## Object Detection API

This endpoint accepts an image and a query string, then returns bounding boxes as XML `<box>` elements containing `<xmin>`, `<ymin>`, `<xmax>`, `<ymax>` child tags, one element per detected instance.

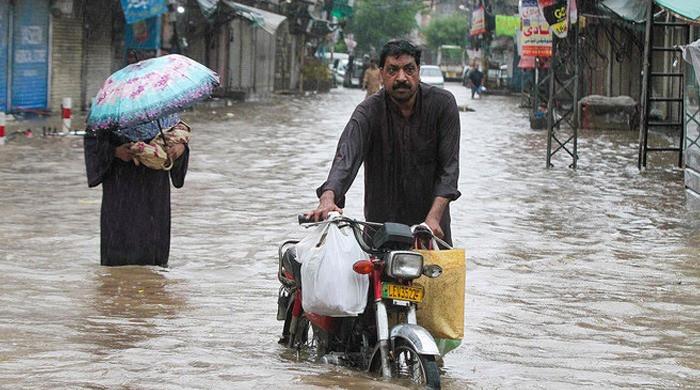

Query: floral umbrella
<box><xmin>87</xmin><ymin>54</ymin><xmax>219</xmax><ymax>140</ymax></box>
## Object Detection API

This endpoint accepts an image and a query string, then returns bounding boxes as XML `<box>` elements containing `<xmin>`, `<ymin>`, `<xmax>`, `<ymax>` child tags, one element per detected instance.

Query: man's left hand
<box><xmin>167</xmin><ymin>143</ymin><xmax>186</xmax><ymax>161</ymax></box>
<box><xmin>424</xmin><ymin>216</ymin><xmax>444</xmax><ymax>240</ymax></box>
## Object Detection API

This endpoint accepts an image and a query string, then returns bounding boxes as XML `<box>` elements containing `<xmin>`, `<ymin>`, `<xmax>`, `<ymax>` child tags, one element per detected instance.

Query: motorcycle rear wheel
<box><xmin>392</xmin><ymin>341</ymin><xmax>441</xmax><ymax>389</ymax></box>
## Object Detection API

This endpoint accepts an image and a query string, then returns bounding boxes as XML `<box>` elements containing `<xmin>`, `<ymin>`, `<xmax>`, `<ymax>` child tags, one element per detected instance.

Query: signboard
<box><xmin>12</xmin><ymin>0</ymin><xmax>49</xmax><ymax>110</ymax></box>
<box><xmin>520</xmin><ymin>0</ymin><xmax>552</xmax><ymax>58</ymax></box>
<box><xmin>120</xmin><ymin>0</ymin><xmax>167</xmax><ymax>24</ymax></box>
<box><xmin>495</xmin><ymin>15</ymin><xmax>520</xmax><ymax>37</ymax></box>
<box><xmin>470</xmin><ymin>6</ymin><xmax>486</xmax><ymax>36</ymax></box>
<box><xmin>125</xmin><ymin>16</ymin><xmax>161</xmax><ymax>50</ymax></box>
<box><xmin>537</xmin><ymin>0</ymin><xmax>568</xmax><ymax>38</ymax></box>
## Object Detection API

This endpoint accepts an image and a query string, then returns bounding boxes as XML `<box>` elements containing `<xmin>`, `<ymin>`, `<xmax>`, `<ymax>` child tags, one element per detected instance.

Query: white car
<box><xmin>333</xmin><ymin>59</ymin><xmax>363</xmax><ymax>88</ymax></box>
<box><xmin>420</xmin><ymin>65</ymin><xmax>445</xmax><ymax>88</ymax></box>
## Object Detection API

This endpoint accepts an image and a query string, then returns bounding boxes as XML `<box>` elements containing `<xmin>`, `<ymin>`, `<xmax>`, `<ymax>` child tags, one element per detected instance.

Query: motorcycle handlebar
<box><xmin>298</xmin><ymin>214</ymin><xmax>313</xmax><ymax>225</ymax></box>
<box><xmin>297</xmin><ymin>214</ymin><xmax>380</xmax><ymax>254</ymax></box>
<box><xmin>296</xmin><ymin>214</ymin><xmax>452</xmax><ymax>250</ymax></box>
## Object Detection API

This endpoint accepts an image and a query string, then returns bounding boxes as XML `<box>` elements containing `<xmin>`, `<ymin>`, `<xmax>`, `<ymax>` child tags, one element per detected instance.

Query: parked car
<box><xmin>420</xmin><ymin>65</ymin><xmax>445</xmax><ymax>88</ymax></box>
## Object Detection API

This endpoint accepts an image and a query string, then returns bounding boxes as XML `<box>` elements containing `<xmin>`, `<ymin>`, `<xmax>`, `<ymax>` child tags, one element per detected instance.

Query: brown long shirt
<box><xmin>363</xmin><ymin>67</ymin><xmax>382</xmax><ymax>97</ymax></box>
<box><xmin>317</xmin><ymin>83</ymin><xmax>461</xmax><ymax>243</ymax></box>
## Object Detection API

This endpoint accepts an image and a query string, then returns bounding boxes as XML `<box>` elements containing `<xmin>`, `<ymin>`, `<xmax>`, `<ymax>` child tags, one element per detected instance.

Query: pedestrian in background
<box><xmin>362</xmin><ymin>58</ymin><xmax>382</xmax><ymax>98</ymax></box>
<box><xmin>467</xmin><ymin>62</ymin><xmax>484</xmax><ymax>99</ymax></box>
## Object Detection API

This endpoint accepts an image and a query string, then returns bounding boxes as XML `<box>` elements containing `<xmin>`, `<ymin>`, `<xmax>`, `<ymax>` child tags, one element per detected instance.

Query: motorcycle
<box><xmin>276</xmin><ymin>214</ymin><xmax>445</xmax><ymax>388</ymax></box>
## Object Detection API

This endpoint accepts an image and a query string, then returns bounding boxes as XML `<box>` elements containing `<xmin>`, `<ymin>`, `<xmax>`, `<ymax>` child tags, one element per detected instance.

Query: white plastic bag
<box><xmin>296</xmin><ymin>219</ymin><xmax>369</xmax><ymax>316</ymax></box>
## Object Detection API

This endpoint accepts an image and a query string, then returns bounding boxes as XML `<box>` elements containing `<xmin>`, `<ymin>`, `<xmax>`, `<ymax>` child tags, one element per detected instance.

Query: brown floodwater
<box><xmin>0</xmin><ymin>83</ymin><xmax>698</xmax><ymax>389</ymax></box>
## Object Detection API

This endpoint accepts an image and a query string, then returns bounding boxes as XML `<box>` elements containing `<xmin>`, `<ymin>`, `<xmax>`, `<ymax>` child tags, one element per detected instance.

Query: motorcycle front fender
<box><xmin>390</xmin><ymin>324</ymin><xmax>440</xmax><ymax>356</ymax></box>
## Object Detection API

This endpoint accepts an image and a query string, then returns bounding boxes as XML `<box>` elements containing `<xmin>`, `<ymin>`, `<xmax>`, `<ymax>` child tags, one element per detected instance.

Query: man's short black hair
<box><xmin>379</xmin><ymin>39</ymin><xmax>421</xmax><ymax>68</ymax></box>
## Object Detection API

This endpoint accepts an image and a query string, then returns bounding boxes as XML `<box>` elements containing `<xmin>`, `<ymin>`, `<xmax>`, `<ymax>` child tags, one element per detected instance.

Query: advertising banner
<box><xmin>121</xmin><ymin>0</ymin><xmax>168</xmax><ymax>24</ymax></box>
<box><xmin>470</xmin><ymin>6</ymin><xmax>486</xmax><ymax>36</ymax></box>
<box><xmin>125</xmin><ymin>16</ymin><xmax>161</xmax><ymax>50</ymax></box>
<box><xmin>537</xmin><ymin>0</ymin><xmax>568</xmax><ymax>38</ymax></box>
<box><xmin>12</xmin><ymin>0</ymin><xmax>49</xmax><ymax>109</ymax></box>
<box><xmin>520</xmin><ymin>0</ymin><xmax>552</xmax><ymax>57</ymax></box>
<box><xmin>496</xmin><ymin>15</ymin><xmax>520</xmax><ymax>37</ymax></box>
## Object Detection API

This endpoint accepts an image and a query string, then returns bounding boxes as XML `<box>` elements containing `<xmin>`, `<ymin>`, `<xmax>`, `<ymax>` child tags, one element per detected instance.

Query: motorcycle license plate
<box><xmin>381</xmin><ymin>283</ymin><xmax>424</xmax><ymax>303</ymax></box>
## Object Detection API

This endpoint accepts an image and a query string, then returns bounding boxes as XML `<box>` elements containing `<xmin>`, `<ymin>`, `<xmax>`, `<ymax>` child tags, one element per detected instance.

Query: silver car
<box><xmin>419</xmin><ymin>65</ymin><xmax>445</xmax><ymax>88</ymax></box>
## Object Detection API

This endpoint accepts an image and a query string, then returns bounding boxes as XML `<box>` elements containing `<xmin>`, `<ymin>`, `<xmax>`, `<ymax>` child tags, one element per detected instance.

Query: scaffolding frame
<box><xmin>545</xmin><ymin>23</ymin><xmax>580</xmax><ymax>169</ymax></box>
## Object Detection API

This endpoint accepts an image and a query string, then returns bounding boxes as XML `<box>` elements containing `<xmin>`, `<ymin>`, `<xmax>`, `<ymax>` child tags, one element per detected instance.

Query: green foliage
<box><xmin>302</xmin><ymin>58</ymin><xmax>331</xmax><ymax>81</ymax></box>
<box><xmin>347</xmin><ymin>0</ymin><xmax>424</xmax><ymax>53</ymax></box>
<box><xmin>423</xmin><ymin>14</ymin><xmax>469</xmax><ymax>49</ymax></box>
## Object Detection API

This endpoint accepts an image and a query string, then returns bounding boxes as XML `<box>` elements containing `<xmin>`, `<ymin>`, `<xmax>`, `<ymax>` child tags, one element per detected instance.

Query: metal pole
<box><xmin>572</xmin><ymin>23</ymin><xmax>579</xmax><ymax>169</ymax></box>
<box><xmin>638</xmin><ymin>0</ymin><xmax>653</xmax><ymax>169</ymax></box>
<box><xmin>680</xmin><ymin>25</ymin><xmax>690</xmax><ymax>167</ymax></box>
<box><xmin>606</xmin><ymin>27</ymin><xmax>613</xmax><ymax>96</ymax></box>
<box><xmin>533</xmin><ymin>58</ymin><xmax>539</xmax><ymax>118</ymax></box>
<box><xmin>546</xmin><ymin>38</ymin><xmax>557</xmax><ymax>169</ymax></box>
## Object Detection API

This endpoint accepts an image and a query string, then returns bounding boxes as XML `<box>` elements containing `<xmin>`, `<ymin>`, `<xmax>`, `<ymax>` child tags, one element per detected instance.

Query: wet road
<box><xmin>0</xmin><ymin>83</ymin><xmax>698</xmax><ymax>389</ymax></box>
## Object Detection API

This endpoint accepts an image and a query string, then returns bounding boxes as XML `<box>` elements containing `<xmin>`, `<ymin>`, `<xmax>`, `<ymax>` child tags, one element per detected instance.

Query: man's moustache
<box><xmin>393</xmin><ymin>83</ymin><xmax>411</xmax><ymax>90</ymax></box>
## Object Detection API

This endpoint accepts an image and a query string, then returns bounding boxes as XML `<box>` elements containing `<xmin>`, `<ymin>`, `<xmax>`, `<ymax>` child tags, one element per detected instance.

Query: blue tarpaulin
<box><xmin>124</xmin><ymin>16</ymin><xmax>161</xmax><ymax>49</ymax></box>
<box><xmin>120</xmin><ymin>0</ymin><xmax>168</xmax><ymax>24</ymax></box>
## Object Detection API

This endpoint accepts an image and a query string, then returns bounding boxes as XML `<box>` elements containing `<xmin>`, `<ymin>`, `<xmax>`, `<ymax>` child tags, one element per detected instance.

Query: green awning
<box><xmin>655</xmin><ymin>0</ymin><xmax>700</xmax><ymax>21</ymax></box>
<box><xmin>600</xmin><ymin>0</ymin><xmax>700</xmax><ymax>24</ymax></box>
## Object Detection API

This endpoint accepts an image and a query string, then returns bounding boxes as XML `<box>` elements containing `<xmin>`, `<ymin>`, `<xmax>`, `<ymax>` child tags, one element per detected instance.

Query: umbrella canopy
<box><xmin>118</xmin><ymin>113</ymin><xmax>180</xmax><ymax>142</ymax></box>
<box><xmin>87</xmin><ymin>54</ymin><xmax>219</xmax><ymax>137</ymax></box>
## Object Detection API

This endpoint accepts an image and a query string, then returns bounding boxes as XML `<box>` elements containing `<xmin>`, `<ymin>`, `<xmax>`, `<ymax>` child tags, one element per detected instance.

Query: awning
<box><xmin>600</xmin><ymin>0</ymin><xmax>700</xmax><ymax>23</ymax></box>
<box><xmin>196</xmin><ymin>0</ymin><xmax>219</xmax><ymax>19</ymax></box>
<box><xmin>221</xmin><ymin>1</ymin><xmax>286</xmax><ymax>34</ymax></box>
<box><xmin>599</xmin><ymin>0</ymin><xmax>647</xmax><ymax>24</ymax></box>
<box><xmin>655</xmin><ymin>0</ymin><xmax>700</xmax><ymax>22</ymax></box>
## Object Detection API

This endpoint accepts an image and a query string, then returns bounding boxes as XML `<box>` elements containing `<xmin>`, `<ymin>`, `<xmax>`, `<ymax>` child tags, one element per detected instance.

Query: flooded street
<box><xmin>0</xmin><ymin>83</ymin><xmax>698</xmax><ymax>389</ymax></box>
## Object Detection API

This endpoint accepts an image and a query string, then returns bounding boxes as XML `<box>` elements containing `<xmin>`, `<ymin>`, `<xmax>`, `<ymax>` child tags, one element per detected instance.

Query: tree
<box><xmin>423</xmin><ymin>14</ymin><xmax>469</xmax><ymax>50</ymax></box>
<box><xmin>347</xmin><ymin>0</ymin><xmax>424</xmax><ymax>54</ymax></box>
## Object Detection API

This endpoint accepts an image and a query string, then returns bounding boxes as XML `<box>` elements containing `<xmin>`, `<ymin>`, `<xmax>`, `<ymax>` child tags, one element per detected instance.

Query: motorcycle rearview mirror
<box><xmin>422</xmin><ymin>264</ymin><xmax>443</xmax><ymax>278</ymax></box>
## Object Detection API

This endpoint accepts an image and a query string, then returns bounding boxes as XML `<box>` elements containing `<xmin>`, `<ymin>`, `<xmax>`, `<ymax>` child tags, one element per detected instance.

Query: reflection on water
<box><xmin>74</xmin><ymin>267</ymin><xmax>186</xmax><ymax>351</ymax></box>
<box><xmin>0</xmin><ymin>84</ymin><xmax>698</xmax><ymax>389</ymax></box>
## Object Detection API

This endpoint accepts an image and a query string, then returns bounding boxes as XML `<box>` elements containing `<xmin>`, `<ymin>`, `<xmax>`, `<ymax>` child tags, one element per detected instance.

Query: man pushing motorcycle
<box><xmin>306</xmin><ymin>39</ymin><xmax>461</xmax><ymax>244</ymax></box>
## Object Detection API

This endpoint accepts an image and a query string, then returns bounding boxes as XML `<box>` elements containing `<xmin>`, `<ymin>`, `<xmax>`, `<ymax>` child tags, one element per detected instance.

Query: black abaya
<box><xmin>84</xmin><ymin>130</ymin><xmax>189</xmax><ymax>266</ymax></box>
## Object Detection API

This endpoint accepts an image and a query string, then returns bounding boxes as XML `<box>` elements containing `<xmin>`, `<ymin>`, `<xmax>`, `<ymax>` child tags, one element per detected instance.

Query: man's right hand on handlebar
<box><xmin>305</xmin><ymin>190</ymin><xmax>343</xmax><ymax>221</ymax></box>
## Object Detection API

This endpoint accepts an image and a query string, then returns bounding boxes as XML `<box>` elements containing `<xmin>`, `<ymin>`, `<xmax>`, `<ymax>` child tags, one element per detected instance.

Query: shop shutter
<box><xmin>83</xmin><ymin>0</ymin><xmax>114</xmax><ymax>109</ymax></box>
<box><xmin>50</xmin><ymin>0</ymin><xmax>83</xmax><ymax>111</ymax></box>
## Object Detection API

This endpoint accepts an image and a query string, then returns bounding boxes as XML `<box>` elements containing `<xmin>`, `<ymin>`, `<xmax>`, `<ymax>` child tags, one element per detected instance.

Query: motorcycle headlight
<box><xmin>386</xmin><ymin>251</ymin><xmax>424</xmax><ymax>279</ymax></box>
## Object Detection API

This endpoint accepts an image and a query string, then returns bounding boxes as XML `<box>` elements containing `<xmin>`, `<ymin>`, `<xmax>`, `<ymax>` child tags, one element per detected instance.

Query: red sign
<box><xmin>470</xmin><ymin>6</ymin><xmax>486</xmax><ymax>36</ymax></box>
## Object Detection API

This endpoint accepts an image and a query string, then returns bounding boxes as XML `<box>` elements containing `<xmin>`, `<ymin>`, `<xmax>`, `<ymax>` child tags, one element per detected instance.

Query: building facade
<box><xmin>0</xmin><ymin>0</ymin><xmax>322</xmax><ymax>116</ymax></box>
